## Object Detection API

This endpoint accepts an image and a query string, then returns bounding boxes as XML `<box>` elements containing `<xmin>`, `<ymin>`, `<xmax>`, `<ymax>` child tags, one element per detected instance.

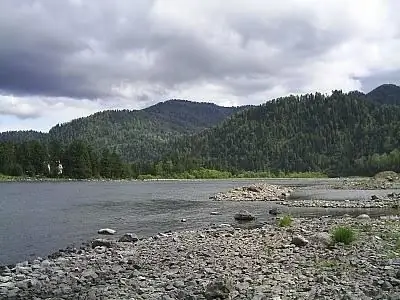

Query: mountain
<box><xmin>162</xmin><ymin>91</ymin><xmax>400</xmax><ymax>176</ymax></box>
<box><xmin>366</xmin><ymin>84</ymin><xmax>400</xmax><ymax>105</ymax></box>
<box><xmin>44</xmin><ymin>100</ymin><xmax>242</xmax><ymax>162</ymax></box>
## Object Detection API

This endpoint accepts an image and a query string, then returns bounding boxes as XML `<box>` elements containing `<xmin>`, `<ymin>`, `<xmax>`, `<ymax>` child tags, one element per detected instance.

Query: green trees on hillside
<box><xmin>162</xmin><ymin>91</ymin><xmax>400</xmax><ymax>176</ymax></box>
<box><xmin>1</xmin><ymin>90</ymin><xmax>400</xmax><ymax>179</ymax></box>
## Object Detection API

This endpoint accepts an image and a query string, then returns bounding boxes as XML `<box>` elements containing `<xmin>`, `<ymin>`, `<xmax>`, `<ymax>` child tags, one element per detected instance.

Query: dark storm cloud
<box><xmin>0</xmin><ymin>0</ymin><xmax>399</xmax><ymax>104</ymax></box>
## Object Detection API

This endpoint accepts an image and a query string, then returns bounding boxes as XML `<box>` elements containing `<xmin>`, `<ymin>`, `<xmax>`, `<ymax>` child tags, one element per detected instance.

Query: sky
<box><xmin>0</xmin><ymin>0</ymin><xmax>400</xmax><ymax>132</ymax></box>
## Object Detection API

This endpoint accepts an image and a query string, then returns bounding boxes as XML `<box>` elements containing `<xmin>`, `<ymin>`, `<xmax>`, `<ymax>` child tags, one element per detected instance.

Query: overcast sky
<box><xmin>0</xmin><ymin>0</ymin><xmax>399</xmax><ymax>132</ymax></box>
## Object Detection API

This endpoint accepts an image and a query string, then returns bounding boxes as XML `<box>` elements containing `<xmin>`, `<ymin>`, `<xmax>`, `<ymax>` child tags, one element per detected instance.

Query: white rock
<box><xmin>98</xmin><ymin>228</ymin><xmax>116</xmax><ymax>235</ymax></box>
<box><xmin>357</xmin><ymin>214</ymin><xmax>370</xmax><ymax>220</ymax></box>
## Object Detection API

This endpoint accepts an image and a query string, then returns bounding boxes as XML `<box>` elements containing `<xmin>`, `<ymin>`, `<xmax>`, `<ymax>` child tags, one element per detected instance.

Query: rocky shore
<box><xmin>279</xmin><ymin>192</ymin><xmax>400</xmax><ymax>209</ymax></box>
<box><xmin>332</xmin><ymin>172</ymin><xmax>400</xmax><ymax>190</ymax></box>
<box><xmin>210</xmin><ymin>184</ymin><xmax>293</xmax><ymax>201</ymax></box>
<box><xmin>2</xmin><ymin>216</ymin><xmax>400</xmax><ymax>299</ymax></box>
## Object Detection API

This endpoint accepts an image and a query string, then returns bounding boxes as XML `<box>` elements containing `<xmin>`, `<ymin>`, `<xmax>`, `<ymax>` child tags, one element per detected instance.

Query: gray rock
<box><xmin>312</xmin><ymin>232</ymin><xmax>332</xmax><ymax>246</ymax></box>
<box><xmin>291</xmin><ymin>235</ymin><xmax>309</xmax><ymax>247</ymax></box>
<box><xmin>94</xmin><ymin>246</ymin><xmax>107</xmax><ymax>254</ymax></box>
<box><xmin>118</xmin><ymin>233</ymin><xmax>139</xmax><ymax>243</ymax></box>
<box><xmin>173</xmin><ymin>280</ymin><xmax>185</xmax><ymax>288</ymax></box>
<box><xmin>234</xmin><ymin>210</ymin><xmax>255</xmax><ymax>221</ymax></box>
<box><xmin>0</xmin><ymin>276</ymin><xmax>11</xmax><ymax>283</ymax></box>
<box><xmin>98</xmin><ymin>228</ymin><xmax>116</xmax><ymax>235</ymax></box>
<box><xmin>0</xmin><ymin>282</ymin><xmax>15</xmax><ymax>289</ymax></box>
<box><xmin>357</xmin><ymin>214</ymin><xmax>370</xmax><ymax>219</ymax></box>
<box><xmin>91</xmin><ymin>239</ymin><xmax>112</xmax><ymax>248</ymax></box>
<box><xmin>269</xmin><ymin>208</ymin><xmax>280</xmax><ymax>215</ymax></box>
<box><xmin>210</xmin><ymin>211</ymin><xmax>221</xmax><ymax>215</ymax></box>
<box><xmin>204</xmin><ymin>278</ymin><xmax>233</xmax><ymax>299</ymax></box>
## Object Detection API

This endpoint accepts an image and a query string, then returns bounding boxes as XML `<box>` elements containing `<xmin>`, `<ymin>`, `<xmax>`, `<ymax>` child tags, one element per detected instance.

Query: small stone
<box><xmin>41</xmin><ymin>260</ymin><xmax>51</xmax><ymax>267</ymax></box>
<box><xmin>91</xmin><ymin>239</ymin><xmax>112</xmax><ymax>248</ymax></box>
<box><xmin>210</xmin><ymin>211</ymin><xmax>221</xmax><ymax>215</ymax></box>
<box><xmin>291</xmin><ymin>235</ymin><xmax>309</xmax><ymax>247</ymax></box>
<box><xmin>234</xmin><ymin>210</ymin><xmax>255</xmax><ymax>221</ymax></box>
<box><xmin>138</xmin><ymin>276</ymin><xmax>146</xmax><ymax>281</ymax></box>
<box><xmin>312</xmin><ymin>232</ymin><xmax>332</xmax><ymax>246</ymax></box>
<box><xmin>94</xmin><ymin>246</ymin><xmax>107</xmax><ymax>254</ymax></box>
<box><xmin>98</xmin><ymin>228</ymin><xmax>116</xmax><ymax>235</ymax></box>
<box><xmin>173</xmin><ymin>280</ymin><xmax>185</xmax><ymax>288</ymax></box>
<box><xmin>0</xmin><ymin>282</ymin><xmax>15</xmax><ymax>289</ymax></box>
<box><xmin>0</xmin><ymin>276</ymin><xmax>11</xmax><ymax>283</ymax></box>
<box><xmin>118</xmin><ymin>233</ymin><xmax>139</xmax><ymax>243</ymax></box>
<box><xmin>204</xmin><ymin>278</ymin><xmax>233</xmax><ymax>300</ymax></box>
<box><xmin>357</xmin><ymin>214</ymin><xmax>370</xmax><ymax>219</ymax></box>
<box><xmin>269</xmin><ymin>208</ymin><xmax>280</xmax><ymax>215</ymax></box>
<box><xmin>181</xmin><ymin>218</ymin><xmax>187</xmax><ymax>222</ymax></box>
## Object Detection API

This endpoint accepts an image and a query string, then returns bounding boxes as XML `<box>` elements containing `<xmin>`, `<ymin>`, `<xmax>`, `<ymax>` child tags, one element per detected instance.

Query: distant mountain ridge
<box><xmin>0</xmin><ymin>99</ymin><xmax>243</xmax><ymax>162</ymax></box>
<box><xmin>1</xmin><ymin>84</ymin><xmax>399</xmax><ymax>167</ymax></box>
<box><xmin>366</xmin><ymin>83</ymin><xmax>400</xmax><ymax>106</ymax></box>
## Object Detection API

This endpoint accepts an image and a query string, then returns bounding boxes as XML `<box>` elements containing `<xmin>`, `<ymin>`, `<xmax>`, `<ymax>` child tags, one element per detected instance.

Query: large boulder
<box><xmin>234</xmin><ymin>210</ymin><xmax>255</xmax><ymax>221</ymax></box>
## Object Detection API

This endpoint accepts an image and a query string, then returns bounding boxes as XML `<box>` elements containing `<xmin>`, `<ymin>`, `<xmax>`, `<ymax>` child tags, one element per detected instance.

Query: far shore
<box><xmin>0</xmin><ymin>175</ymin><xmax>357</xmax><ymax>183</ymax></box>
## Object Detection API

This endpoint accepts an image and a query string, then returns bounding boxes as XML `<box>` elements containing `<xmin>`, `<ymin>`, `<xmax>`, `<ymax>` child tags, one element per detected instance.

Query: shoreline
<box><xmin>0</xmin><ymin>176</ymin><xmax>344</xmax><ymax>183</ymax></box>
<box><xmin>1</xmin><ymin>215</ymin><xmax>400</xmax><ymax>299</ymax></box>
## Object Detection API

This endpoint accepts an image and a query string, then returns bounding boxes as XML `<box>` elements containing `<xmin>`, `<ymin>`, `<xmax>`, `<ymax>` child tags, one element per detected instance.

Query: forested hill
<box><xmin>0</xmin><ymin>100</ymin><xmax>242</xmax><ymax>162</ymax></box>
<box><xmin>48</xmin><ymin>100</ymin><xmax>242</xmax><ymax>162</ymax></box>
<box><xmin>366</xmin><ymin>83</ymin><xmax>400</xmax><ymax>105</ymax></box>
<box><xmin>162</xmin><ymin>91</ymin><xmax>400</xmax><ymax>176</ymax></box>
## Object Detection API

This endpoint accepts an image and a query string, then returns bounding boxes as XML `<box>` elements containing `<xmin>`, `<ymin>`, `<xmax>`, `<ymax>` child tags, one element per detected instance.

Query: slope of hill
<box><xmin>163</xmin><ymin>91</ymin><xmax>400</xmax><ymax>176</ymax></box>
<box><xmin>366</xmin><ymin>83</ymin><xmax>400</xmax><ymax>105</ymax></box>
<box><xmin>0</xmin><ymin>130</ymin><xmax>47</xmax><ymax>143</ymax></box>
<box><xmin>47</xmin><ymin>100</ymin><xmax>242</xmax><ymax>162</ymax></box>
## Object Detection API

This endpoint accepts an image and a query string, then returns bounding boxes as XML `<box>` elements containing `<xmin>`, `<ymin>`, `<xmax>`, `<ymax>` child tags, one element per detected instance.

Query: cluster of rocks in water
<box><xmin>210</xmin><ymin>184</ymin><xmax>293</xmax><ymax>201</ymax></box>
<box><xmin>2</xmin><ymin>215</ymin><xmax>400</xmax><ymax>299</ymax></box>
<box><xmin>279</xmin><ymin>192</ymin><xmax>400</xmax><ymax>209</ymax></box>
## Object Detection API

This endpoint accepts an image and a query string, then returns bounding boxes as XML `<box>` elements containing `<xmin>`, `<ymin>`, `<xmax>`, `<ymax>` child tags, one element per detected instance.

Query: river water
<box><xmin>0</xmin><ymin>179</ymin><xmax>396</xmax><ymax>265</ymax></box>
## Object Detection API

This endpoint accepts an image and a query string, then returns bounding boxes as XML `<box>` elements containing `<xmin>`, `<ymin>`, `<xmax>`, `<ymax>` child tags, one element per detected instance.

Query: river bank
<box><xmin>212</xmin><ymin>183</ymin><xmax>400</xmax><ymax>209</ymax></box>
<box><xmin>1</xmin><ymin>215</ymin><xmax>400</xmax><ymax>299</ymax></box>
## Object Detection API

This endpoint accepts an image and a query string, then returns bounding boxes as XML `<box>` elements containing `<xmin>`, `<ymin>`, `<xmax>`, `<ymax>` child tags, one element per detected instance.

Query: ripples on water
<box><xmin>0</xmin><ymin>178</ymin><xmax>397</xmax><ymax>264</ymax></box>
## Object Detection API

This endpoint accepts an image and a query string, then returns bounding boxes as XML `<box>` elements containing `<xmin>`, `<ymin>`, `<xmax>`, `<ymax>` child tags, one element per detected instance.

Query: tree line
<box><xmin>0</xmin><ymin>140</ymin><xmax>127</xmax><ymax>179</ymax></box>
<box><xmin>1</xmin><ymin>90</ymin><xmax>400</xmax><ymax>179</ymax></box>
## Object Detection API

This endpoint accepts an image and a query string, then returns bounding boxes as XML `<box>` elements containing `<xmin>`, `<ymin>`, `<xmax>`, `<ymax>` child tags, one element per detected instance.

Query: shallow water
<box><xmin>0</xmin><ymin>178</ymin><xmax>397</xmax><ymax>264</ymax></box>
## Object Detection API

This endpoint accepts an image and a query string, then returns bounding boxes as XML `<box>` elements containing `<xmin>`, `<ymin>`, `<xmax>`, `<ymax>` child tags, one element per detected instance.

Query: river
<box><xmin>0</xmin><ymin>178</ymin><xmax>395</xmax><ymax>265</ymax></box>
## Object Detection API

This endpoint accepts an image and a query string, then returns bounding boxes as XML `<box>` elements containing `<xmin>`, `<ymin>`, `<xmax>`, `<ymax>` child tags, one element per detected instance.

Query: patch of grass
<box><xmin>278</xmin><ymin>214</ymin><xmax>293</xmax><ymax>227</ymax></box>
<box><xmin>331</xmin><ymin>226</ymin><xmax>356</xmax><ymax>245</ymax></box>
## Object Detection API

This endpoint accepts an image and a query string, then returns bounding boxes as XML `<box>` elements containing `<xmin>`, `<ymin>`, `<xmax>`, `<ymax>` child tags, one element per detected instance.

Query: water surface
<box><xmin>0</xmin><ymin>179</ymin><xmax>396</xmax><ymax>264</ymax></box>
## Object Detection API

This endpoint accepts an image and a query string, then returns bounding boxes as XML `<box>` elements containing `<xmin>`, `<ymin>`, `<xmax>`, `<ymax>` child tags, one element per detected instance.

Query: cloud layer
<box><xmin>0</xmin><ymin>0</ymin><xmax>400</xmax><ymax>131</ymax></box>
